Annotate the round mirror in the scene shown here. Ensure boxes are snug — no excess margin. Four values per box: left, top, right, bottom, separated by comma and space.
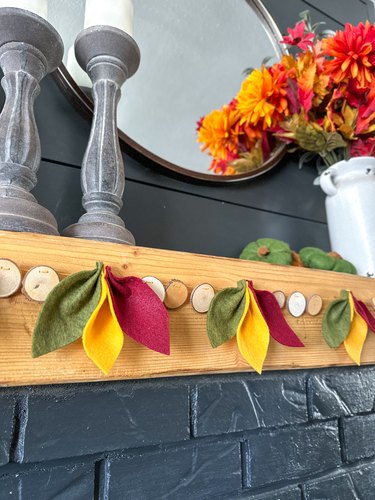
50, 0, 287, 182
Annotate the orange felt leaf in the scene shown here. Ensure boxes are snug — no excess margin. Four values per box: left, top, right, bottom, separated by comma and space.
344, 292, 368, 365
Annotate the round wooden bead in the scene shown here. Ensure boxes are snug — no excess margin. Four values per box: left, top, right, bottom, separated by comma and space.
307, 294, 323, 316
22, 265, 60, 302
164, 279, 189, 310
273, 290, 286, 308
287, 291, 306, 317
0, 258, 22, 298
190, 283, 215, 313
142, 276, 166, 302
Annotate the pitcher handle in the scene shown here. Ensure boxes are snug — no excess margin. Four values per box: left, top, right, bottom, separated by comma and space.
320, 166, 338, 196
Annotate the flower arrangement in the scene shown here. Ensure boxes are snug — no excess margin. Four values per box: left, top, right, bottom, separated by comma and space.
196, 13, 375, 176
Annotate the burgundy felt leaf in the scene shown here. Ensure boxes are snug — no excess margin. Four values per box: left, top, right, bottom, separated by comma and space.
248, 281, 304, 347
352, 293, 375, 333
105, 267, 170, 355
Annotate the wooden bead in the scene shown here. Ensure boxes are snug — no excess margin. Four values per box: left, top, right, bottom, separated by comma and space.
190, 283, 215, 313
287, 291, 306, 317
0, 258, 22, 298
142, 276, 166, 302
273, 290, 286, 308
307, 294, 323, 316
164, 279, 188, 310
22, 265, 60, 302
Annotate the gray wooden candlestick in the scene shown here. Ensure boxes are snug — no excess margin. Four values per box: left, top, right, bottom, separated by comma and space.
63, 26, 140, 245
0, 8, 63, 235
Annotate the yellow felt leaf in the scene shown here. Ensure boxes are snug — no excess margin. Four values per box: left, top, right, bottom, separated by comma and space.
236, 281, 250, 332
344, 293, 368, 365
82, 272, 124, 374
236, 286, 270, 374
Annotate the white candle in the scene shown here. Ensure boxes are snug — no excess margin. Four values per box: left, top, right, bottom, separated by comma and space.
0, 0, 47, 18
84, 0, 134, 37
66, 44, 92, 88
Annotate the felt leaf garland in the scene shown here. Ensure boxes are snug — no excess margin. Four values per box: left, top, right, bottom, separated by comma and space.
82, 272, 124, 375
32, 263, 171, 375
236, 285, 270, 374
207, 279, 247, 348
344, 293, 368, 365
32, 262, 103, 358
322, 290, 351, 348
322, 290, 375, 365
207, 280, 303, 371
105, 268, 170, 355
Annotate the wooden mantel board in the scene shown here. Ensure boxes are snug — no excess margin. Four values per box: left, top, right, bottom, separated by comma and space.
0, 230, 375, 386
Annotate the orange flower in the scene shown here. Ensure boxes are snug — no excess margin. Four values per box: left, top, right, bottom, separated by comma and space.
323, 22, 375, 87
197, 105, 240, 160
236, 66, 288, 129
209, 158, 237, 176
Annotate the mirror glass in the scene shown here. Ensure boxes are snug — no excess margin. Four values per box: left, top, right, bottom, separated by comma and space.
49, 0, 287, 182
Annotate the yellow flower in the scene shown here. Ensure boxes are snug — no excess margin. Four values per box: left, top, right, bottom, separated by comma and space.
197, 105, 240, 160
236, 66, 288, 129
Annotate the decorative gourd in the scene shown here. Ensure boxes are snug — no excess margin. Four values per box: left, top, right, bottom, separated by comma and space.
299, 247, 357, 274
240, 238, 293, 266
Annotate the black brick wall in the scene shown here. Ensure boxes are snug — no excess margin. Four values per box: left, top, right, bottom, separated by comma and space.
1, 367, 375, 499
0, 0, 373, 498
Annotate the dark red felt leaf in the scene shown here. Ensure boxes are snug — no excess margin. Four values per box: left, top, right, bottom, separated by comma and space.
352, 294, 375, 333
248, 282, 304, 347
105, 267, 170, 355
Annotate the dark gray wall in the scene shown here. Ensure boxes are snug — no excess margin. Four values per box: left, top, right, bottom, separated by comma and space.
1, 1, 375, 499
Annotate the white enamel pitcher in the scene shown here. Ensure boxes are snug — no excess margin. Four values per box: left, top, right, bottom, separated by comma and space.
320, 157, 375, 277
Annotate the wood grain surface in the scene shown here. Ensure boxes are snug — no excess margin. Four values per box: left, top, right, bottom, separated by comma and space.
0, 230, 374, 387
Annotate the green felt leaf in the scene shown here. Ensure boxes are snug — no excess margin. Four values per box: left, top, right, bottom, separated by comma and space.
239, 238, 292, 266
32, 262, 103, 358
322, 289, 351, 348
207, 279, 247, 348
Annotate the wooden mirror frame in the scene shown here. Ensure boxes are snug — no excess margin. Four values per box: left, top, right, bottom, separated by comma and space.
52, 0, 287, 184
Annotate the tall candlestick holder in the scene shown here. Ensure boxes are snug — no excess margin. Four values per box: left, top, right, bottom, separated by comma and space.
0, 7, 63, 235
63, 26, 140, 245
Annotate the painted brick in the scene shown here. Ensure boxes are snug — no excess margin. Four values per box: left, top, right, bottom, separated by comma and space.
304, 474, 355, 500
0, 396, 15, 466
216, 484, 301, 499
108, 441, 241, 499
304, 461, 375, 499
193, 375, 307, 437
308, 368, 375, 419
244, 422, 341, 488
342, 414, 375, 462
0, 463, 94, 500
23, 384, 189, 462
245, 485, 301, 500
0, 476, 19, 500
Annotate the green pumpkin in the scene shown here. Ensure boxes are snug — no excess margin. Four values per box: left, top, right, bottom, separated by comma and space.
332, 258, 357, 275
299, 247, 357, 275
239, 238, 292, 266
